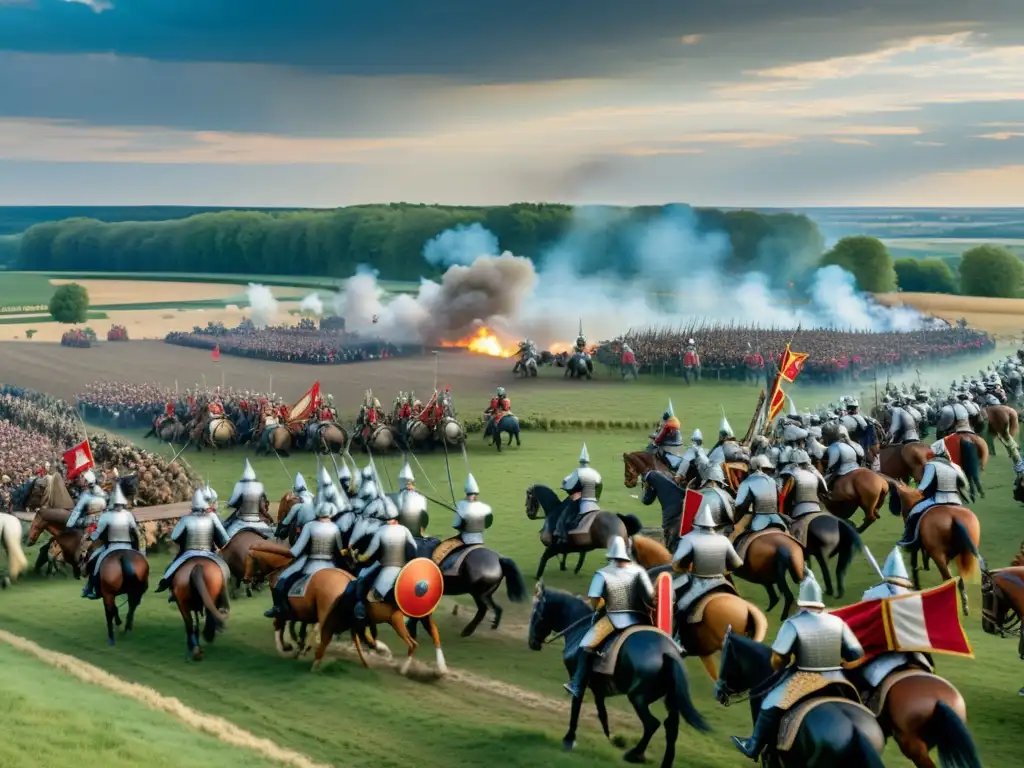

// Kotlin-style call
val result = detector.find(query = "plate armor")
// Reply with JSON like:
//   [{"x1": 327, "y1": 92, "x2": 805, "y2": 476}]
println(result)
[
  {"x1": 906, "y1": 458, "x2": 968, "y2": 529},
  {"x1": 734, "y1": 471, "x2": 785, "y2": 532},
  {"x1": 225, "y1": 479, "x2": 270, "y2": 539},
  {"x1": 161, "y1": 513, "x2": 230, "y2": 584},
  {"x1": 278, "y1": 519, "x2": 344, "y2": 582},
  {"x1": 363, "y1": 523, "x2": 416, "y2": 599},
  {"x1": 888, "y1": 407, "x2": 920, "y2": 443},
  {"x1": 698, "y1": 485, "x2": 735, "y2": 528},
  {"x1": 671, "y1": 530, "x2": 742, "y2": 614},
  {"x1": 826, "y1": 441, "x2": 859, "y2": 477},
  {"x1": 562, "y1": 466, "x2": 602, "y2": 515},
  {"x1": 580, "y1": 562, "x2": 655, "y2": 646},
  {"x1": 937, "y1": 402, "x2": 972, "y2": 434},
  {"x1": 88, "y1": 508, "x2": 142, "y2": 571},
  {"x1": 397, "y1": 488, "x2": 429, "y2": 534},
  {"x1": 67, "y1": 488, "x2": 108, "y2": 528},
  {"x1": 454, "y1": 498, "x2": 492, "y2": 545},
  {"x1": 708, "y1": 439, "x2": 749, "y2": 465},
  {"x1": 787, "y1": 466, "x2": 827, "y2": 518}
]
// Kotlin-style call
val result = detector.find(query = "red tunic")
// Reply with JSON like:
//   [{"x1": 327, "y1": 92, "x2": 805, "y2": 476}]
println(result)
[
  {"x1": 621, "y1": 350, "x2": 637, "y2": 365},
  {"x1": 208, "y1": 402, "x2": 224, "y2": 417},
  {"x1": 165, "y1": 402, "x2": 175, "y2": 417}
]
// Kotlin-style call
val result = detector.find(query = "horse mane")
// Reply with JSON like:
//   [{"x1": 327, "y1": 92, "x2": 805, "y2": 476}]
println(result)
[
  {"x1": 726, "y1": 630, "x2": 773, "y2": 664},
  {"x1": 539, "y1": 585, "x2": 593, "y2": 621}
]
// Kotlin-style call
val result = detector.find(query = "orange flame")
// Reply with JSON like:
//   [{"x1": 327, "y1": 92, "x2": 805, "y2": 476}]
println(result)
[{"x1": 440, "y1": 327, "x2": 518, "y2": 357}]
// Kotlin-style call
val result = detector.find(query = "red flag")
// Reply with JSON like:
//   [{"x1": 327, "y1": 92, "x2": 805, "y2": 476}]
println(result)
[
  {"x1": 778, "y1": 343, "x2": 809, "y2": 383},
  {"x1": 287, "y1": 381, "x2": 321, "y2": 422},
  {"x1": 942, "y1": 434, "x2": 962, "y2": 468},
  {"x1": 680, "y1": 489, "x2": 703, "y2": 536},
  {"x1": 211, "y1": 345, "x2": 220, "y2": 362},
  {"x1": 767, "y1": 385, "x2": 787, "y2": 422},
  {"x1": 831, "y1": 580, "x2": 973, "y2": 665},
  {"x1": 62, "y1": 440, "x2": 94, "y2": 481}
]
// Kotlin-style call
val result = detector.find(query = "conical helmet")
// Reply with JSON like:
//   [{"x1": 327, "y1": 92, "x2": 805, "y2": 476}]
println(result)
[
  {"x1": 788, "y1": 397, "x2": 798, "y2": 417},
  {"x1": 191, "y1": 488, "x2": 208, "y2": 511},
  {"x1": 881, "y1": 547, "x2": 913, "y2": 587},
  {"x1": 294, "y1": 472, "x2": 307, "y2": 492},
  {"x1": 693, "y1": 505, "x2": 716, "y2": 530},
  {"x1": 797, "y1": 569, "x2": 824, "y2": 609},
  {"x1": 316, "y1": 499, "x2": 338, "y2": 519},
  {"x1": 398, "y1": 461, "x2": 414, "y2": 484},
  {"x1": 719, "y1": 416, "x2": 733, "y2": 438},
  {"x1": 380, "y1": 496, "x2": 399, "y2": 520},
  {"x1": 203, "y1": 485, "x2": 218, "y2": 505},
  {"x1": 701, "y1": 459, "x2": 725, "y2": 485},
  {"x1": 318, "y1": 463, "x2": 333, "y2": 488},
  {"x1": 464, "y1": 472, "x2": 480, "y2": 496},
  {"x1": 337, "y1": 460, "x2": 352, "y2": 481},
  {"x1": 605, "y1": 536, "x2": 630, "y2": 561},
  {"x1": 579, "y1": 443, "x2": 590, "y2": 466},
  {"x1": 691, "y1": 428, "x2": 703, "y2": 443},
  {"x1": 109, "y1": 481, "x2": 129, "y2": 508},
  {"x1": 361, "y1": 464, "x2": 375, "y2": 480},
  {"x1": 666, "y1": 399, "x2": 675, "y2": 418},
  {"x1": 241, "y1": 459, "x2": 256, "y2": 482}
]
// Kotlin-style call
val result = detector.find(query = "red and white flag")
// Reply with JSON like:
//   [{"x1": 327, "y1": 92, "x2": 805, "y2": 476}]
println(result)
[
  {"x1": 62, "y1": 440, "x2": 95, "y2": 481},
  {"x1": 830, "y1": 579, "x2": 973, "y2": 665}
]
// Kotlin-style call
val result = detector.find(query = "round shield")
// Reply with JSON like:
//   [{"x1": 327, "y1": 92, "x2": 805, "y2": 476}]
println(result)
[{"x1": 394, "y1": 557, "x2": 444, "y2": 618}]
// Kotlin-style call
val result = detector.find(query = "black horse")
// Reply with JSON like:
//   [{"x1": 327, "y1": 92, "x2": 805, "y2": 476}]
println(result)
[
  {"x1": 565, "y1": 353, "x2": 593, "y2": 380},
  {"x1": 714, "y1": 629, "x2": 885, "y2": 767},
  {"x1": 483, "y1": 414, "x2": 521, "y2": 452},
  {"x1": 528, "y1": 583, "x2": 709, "y2": 767},
  {"x1": 408, "y1": 538, "x2": 528, "y2": 637},
  {"x1": 525, "y1": 484, "x2": 642, "y2": 580},
  {"x1": 639, "y1": 469, "x2": 688, "y2": 551}
]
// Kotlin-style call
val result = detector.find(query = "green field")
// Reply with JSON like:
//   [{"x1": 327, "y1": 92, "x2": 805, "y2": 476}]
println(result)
[
  {"x1": 0, "y1": 311, "x2": 109, "y2": 326},
  {"x1": 1, "y1": 354, "x2": 1020, "y2": 768},
  {"x1": 883, "y1": 237, "x2": 1024, "y2": 259},
  {"x1": 0, "y1": 272, "x2": 58, "y2": 310}
]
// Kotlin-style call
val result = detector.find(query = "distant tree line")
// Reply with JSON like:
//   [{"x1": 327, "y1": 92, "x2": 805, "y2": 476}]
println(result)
[{"x1": 16, "y1": 203, "x2": 824, "y2": 282}]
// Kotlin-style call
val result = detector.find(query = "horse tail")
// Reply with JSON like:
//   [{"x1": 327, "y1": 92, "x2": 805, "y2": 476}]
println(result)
[
  {"x1": 836, "y1": 518, "x2": 863, "y2": 584},
  {"x1": 951, "y1": 518, "x2": 980, "y2": 582},
  {"x1": 1007, "y1": 407, "x2": 1019, "y2": 439},
  {"x1": 499, "y1": 557, "x2": 527, "y2": 603},
  {"x1": 1, "y1": 516, "x2": 28, "y2": 580},
  {"x1": 189, "y1": 565, "x2": 225, "y2": 629},
  {"x1": 119, "y1": 551, "x2": 138, "y2": 593},
  {"x1": 849, "y1": 728, "x2": 885, "y2": 767},
  {"x1": 663, "y1": 654, "x2": 710, "y2": 733},
  {"x1": 617, "y1": 513, "x2": 643, "y2": 537},
  {"x1": 776, "y1": 541, "x2": 804, "y2": 589},
  {"x1": 959, "y1": 437, "x2": 982, "y2": 498},
  {"x1": 745, "y1": 601, "x2": 769, "y2": 643},
  {"x1": 929, "y1": 701, "x2": 982, "y2": 768}
]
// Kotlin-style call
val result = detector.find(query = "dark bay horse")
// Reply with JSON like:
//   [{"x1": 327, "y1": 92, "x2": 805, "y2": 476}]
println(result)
[
  {"x1": 525, "y1": 484, "x2": 642, "y2": 579},
  {"x1": 887, "y1": 480, "x2": 981, "y2": 615},
  {"x1": 171, "y1": 557, "x2": 230, "y2": 661},
  {"x1": 823, "y1": 467, "x2": 890, "y2": 532},
  {"x1": 97, "y1": 550, "x2": 149, "y2": 645},
  {"x1": 622, "y1": 450, "x2": 673, "y2": 488},
  {"x1": 879, "y1": 441, "x2": 933, "y2": 484},
  {"x1": 27, "y1": 508, "x2": 84, "y2": 578},
  {"x1": 221, "y1": 531, "x2": 277, "y2": 597},
  {"x1": 483, "y1": 414, "x2": 521, "y2": 452},
  {"x1": 715, "y1": 630, "x2": 885, "y2": 767},
  {"x1": 638, "y1": 470, "x2": 687, "y2": 551},
  {"x1": 528, "y1": 583, "x2": 710, "y2": 766},
  {"x1": 982, "y1": 564, "x2": 1024, "y2": 694}
]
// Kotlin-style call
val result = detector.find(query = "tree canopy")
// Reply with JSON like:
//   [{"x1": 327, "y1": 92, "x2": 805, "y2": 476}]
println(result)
[
  {"x1": 958, "y1": 245, "x2": 1024, "y2": 298},
  {"x1": 894, "y1": 257, "x2": 958, "y2": 294},
  {"x1": 819, "y1": 236, "x2": 897, "y2": 293},
  {"x1": 48, "y1": 282, "x2": 90, "y2": 324},
  {"x1": 16, "y1": 203, "x2": 824, "y2": 281}
]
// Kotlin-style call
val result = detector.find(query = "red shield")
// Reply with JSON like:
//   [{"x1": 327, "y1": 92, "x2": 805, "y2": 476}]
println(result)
[
  {"x1": 654, "y1": 571, "x2": 673, "y2": 636},
  {"x1": 942, "y1": 434, "x2": 962, "y2": 468},
  {"x1": 394, "y1": 558, "x2": 444, "y2": 618},
  {"x1": 681, "y1": 489, "x2": 702, "y2": 536}
]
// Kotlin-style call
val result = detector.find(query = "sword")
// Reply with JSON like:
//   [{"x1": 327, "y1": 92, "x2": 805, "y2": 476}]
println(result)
[{"x1": 861, "y1": 544, "x2": 886, "y2": 583}]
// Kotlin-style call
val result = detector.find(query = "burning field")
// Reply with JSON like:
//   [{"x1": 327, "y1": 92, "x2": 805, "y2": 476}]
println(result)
[{"x1": 440, "y1": 326, "x2": 519, "y2": 357}]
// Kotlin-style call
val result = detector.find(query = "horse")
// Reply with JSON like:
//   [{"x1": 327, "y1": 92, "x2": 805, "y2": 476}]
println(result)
[
  {"x1": 403, "y1": 419, "x2": 432, "y2": 450},
  {"x1": 513, "y1": 355, "x2": 538, "y2": 377},
  {"x1": 879, "y1": 441, "x2": 933, "y2": 483},
  {"x1": 565, "y1": 352, "x2": 593, "y2": 380},
  {"x1": 0, "y1": 511, "x2": 28, "y2": 587},
  {"x1": 714, "y1": 629, "x2": 886, "y2": 767},
  {"x1": 822, "y1": 468, "x2": 890, "y2": 533},
  {"x1": 524, "y1": 484, "x2": 643, "y2": 579},
  {"x1": 637, "y1": 470, "x2": 689, "y2": 551},
  {"x1": 171, "y1": 557, "x2": 230, "y2": 661},
  {"x1": 527, "y1": 582, "x2": 710, "y2": 766},
  {"x1": 887, "y1": 480, "x2": 981, "y2": 615},
  {"x1": 307, "y1": 422, "x2": 348, "y2": 454},
  {"x1": 147, "y1": 418, "x2": 189, "y2": 443},
  {"x1": 27, "y1": 508, "x2": 85, "y2": 578},
  {"x1": 483, "y1": 414, "x2": 521, "y2": 452},
  {"x1": 221, "y1": 531, "x2": 277, "y2": 597},
  {"x1": 938, "y1": 433, "x2": 987, "y2": 500},
  {"x1": 622, "y1": 450, "x2": 673, "y2": 489},
  {"x1": 981, "y1": 564, "x2": 1024, "y2": 694},
  {"x1": 197, "y1": 417, "x2": 236, "y2": 450},
  {"x1": 96, "y1": 550, "x2": 149, "y2": 645},
  {"x1": 980, "y1": 403, "x2": 1019, "y2": 456},
  {"x1": 257, "y1": 423, "x2": 293, "y2": 456},
  {"x1": 359, "y1": 423, "x2": 396, "y2": 453},
  {"x1": 436, "y1": 417, "x2": 465, "y2": 447}
]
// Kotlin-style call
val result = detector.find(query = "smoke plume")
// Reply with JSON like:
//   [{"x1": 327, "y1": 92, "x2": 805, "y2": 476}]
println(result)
[
  {"x1": 299, "y1": 292, "x2": 324, "y2": 316},
  {"x1": 331, "y1": 207, "x2": 938, "y2": 347},
  {"x1": 245, "y1": 283, "x2": 279, "y2": 328}
]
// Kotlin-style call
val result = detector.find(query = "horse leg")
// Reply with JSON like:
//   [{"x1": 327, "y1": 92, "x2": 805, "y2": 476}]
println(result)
[
  {"x1": 624, "y1": 694, "x2": 661, "y2": 763},
  {"x1": 311, "y1": 624, "x2": 333, "y2": 671},
  {"x1": 910, "y1": 548, "x2": 922, "y2": 590},
  {"x1": 574, "y1": 552, "x2": 587, "y2": 575},
  {"x1": 515, "y1": 431, "x2": 521, "y2": 447},
  {"x1": 177, "y1": 602, "x2": 199, "y2": 661},
  {"x1": 660, "y1": 700, "x2": 680, "y2": 768},
  {"x1": 814, "y1": 551, "x2": 834, "y2": 597},
  {"x1": 461, "y1": 594, "x2": 489, "y2": 638},
  {"x1": 422, "y1": 613, "x2": 447, "y2": 676},
  {"x1": 389, "y1": 611, "x2": 418, "y2": 676},
  {"x1": 764, "y1": 583, "x2": 779, "y2": 613},
  {"x1": 482, "y1": 583, "x2": 503, "y2": 630},
  {"x1": 125, "y1": 590, "x2": 140, "y2": 633},
  {"x1": 559, "y1": 552, "x2": 568, "y2": 571},
  {"x1": 536, "y1": 548, "x2": 556, "y2": 580},
  {"x1": 594, "y1": 692, "x2": 612, "y2": 739},
  {"x1": 351, "y1": 630, "x2": 369, "y2": 668},
  {"x1": 103, "y1": 595, "x2": 117, "y2": 646},
  {"x1": 937, "y1": 556, "x2": 968, "y2": 615}
]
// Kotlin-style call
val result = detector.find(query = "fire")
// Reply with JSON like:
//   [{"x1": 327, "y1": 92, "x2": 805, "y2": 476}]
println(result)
[{"x1": 440, "y1": 327, "x2": 519, "y2": 357}]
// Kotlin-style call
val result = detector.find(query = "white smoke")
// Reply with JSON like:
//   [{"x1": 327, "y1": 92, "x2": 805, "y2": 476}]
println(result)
[
  {"x1": 245, "y1": 283, "x2": 279, "y2": 329},
  {"x1": 330, "y1": 207, "x2": 937, "y2": 346},
  {"x1": 299, "y1": 292, "x2": 324, "y2": 316}
]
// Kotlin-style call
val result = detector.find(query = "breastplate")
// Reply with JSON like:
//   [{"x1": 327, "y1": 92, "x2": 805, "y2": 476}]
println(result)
[
  {"x1": 379, "y1": 525, "x2": 408, "y2": 567},
  {"x1": 743, "y1": 473, "x2": 777, "y2": 515},
  {"x1": 789, "y1": 612, "x2": 846, "y2": 670},
  {"x1": 398, "y1": 489, "x2": 427, "y2": 527},
  {"x1": 600, "y1": 565, "x2": 647, "y2": 613},
  {"x1": 792, "y1": 469, "x2": 821, "y2": 504},
  {"x1": 307, "y1": 522, "x2": 337, "y2": 559},
  {"x1": 721, "y1": 441, "x2": 746, "y2": 462},
  {"x1": 184, "y1": 515, "x2": 214, "y2": 550},
  {"x1": 87, "y1": 492, "x2": 108, "y2": 514},
  {"x1": 577, "y1": 467, "x2": 601, "y2": 501},
  {"x1": 237, "y1": 482, "x2": 264, "y2": 521},
  {"x1": 105, "y1": 511, "x2": 135, "y2": 543},
  {"x1": 931, "y1": 461, "x2": 961, "y2": 493},
  {"x1": 690, "y1": 533, "x2": 732, "y2": 577},
  {"x1": 457, "y1": 500, "x2": 490, "y2": 533}
]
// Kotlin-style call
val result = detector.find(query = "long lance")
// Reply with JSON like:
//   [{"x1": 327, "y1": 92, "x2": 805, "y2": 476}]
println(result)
[
  {"x1": 270, "y1": 446, "x2": 294, "y2": 487},
  {"x1": 861, "y1": 544, "x2": 886, "y2": 583},
  {"x1": 440, "y1": 429, "x2": 458, "y2": 508},
  {"x1": 407, "y1": 450, "x2": 444, "y2": 497}
]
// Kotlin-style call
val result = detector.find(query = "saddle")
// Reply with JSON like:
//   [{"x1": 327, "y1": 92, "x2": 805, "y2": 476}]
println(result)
[
  {"x1": 435, "y1": 543, "x2": 482, "y2": 576},
  {"x1": 288, "y1": 573, "x2": 314, "y2": 598},
  {"x1": 681, "y1": 588, "x2": 736, "y2": 625},
  {"x1": 776, "y1": 695, "x2": 873, "y2": 753},
  {"x1": 564, "y1": 510, "x2": 600, "y2": 547},
  {"x1": 788, "y1": 512, "x2": 831, "y2": 548},
  {"x1": 593, "y1": 625, "x2": 667, "y2": 676},
  {"x1": 865, "y1": 668, "x2": 938, "y2": 717},
  {"x1": 431, "y1": 536, "x2": 467, "y2": 566}
]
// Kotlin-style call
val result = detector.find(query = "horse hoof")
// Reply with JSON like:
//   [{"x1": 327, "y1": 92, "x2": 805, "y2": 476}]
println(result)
[
  {"x1": 562, "y1": 739, "x2": 576, "y2": 752},
  {"x1": 399, "y1": 657, "x2": 413, "y2": 676},
  {"x1": 0, "y1": 576, "x2": 9, "y2": 590},
  {"x1": 108, "y1": 638, "x2": 115, "y2": 646},
  {"x1": 623, "y1": 749, "x2": 647, "y2": 763}
]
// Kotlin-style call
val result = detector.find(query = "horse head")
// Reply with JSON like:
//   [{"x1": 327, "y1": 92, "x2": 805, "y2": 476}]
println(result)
[
  {"x1": 714, "y1": 629, "x2": 772, "y2": 707},
  {"x1": 27, "y1": 508, "x2": 63, "y2": 545},
  {"x1": 524, "y1": 485, "x2": 540, "y2": 519},
  {"x1": 527, "y1": 580, "x2": 549, "y2": 650},
  {"x1": 622, "y1": 451, "x2": 649, "y2": 488}
]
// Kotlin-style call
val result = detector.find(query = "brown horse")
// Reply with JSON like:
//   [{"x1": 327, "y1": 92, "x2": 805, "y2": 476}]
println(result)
[
  {"x1": 980, "y1": 404, "x2": 1019, "y2": 456},
  {"x1": 879, "y1": 441, "x2": 933, "y2": 483},
  {"x1": 982, "y1": 564, "x2": 1024, "y2": 693},
  {"x1": 27, "y1": 509, "x2": 85, "y2": 578},
  {"x1": 171, "y1": 557, "x2": 230, "y2": 661},
  {"x1": 257, "y1": 424, "x2": 293, "y2": 456},
  {"x1": 221, "y1": 531, "x2": 277, "y2": 597},
  {"x1": 622, "y1": 450, "x2": 673, "y2": 488},
  {"x1": 96, "y1": 550, "x2": 149, "y2": 645},
  {"x1": 312, "y1": 423, "x2": 348, "y2": 454},
  {"x1": 823, "y1": 468, "x2": 890, "y2": 533},
  {"x1": 887, "y1": 481, "x2": 981, "y2": 615}
]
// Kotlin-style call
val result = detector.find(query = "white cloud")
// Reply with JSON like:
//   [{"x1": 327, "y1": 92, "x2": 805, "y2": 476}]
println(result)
[
  {"x1": 972, "y1": 131, "x2": 1024, "y2": 140},
  {"x1": 832, "y1": 138, "x2": 873, "y2": 146}
]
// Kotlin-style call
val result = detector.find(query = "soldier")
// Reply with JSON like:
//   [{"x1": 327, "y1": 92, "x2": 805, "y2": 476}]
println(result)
[
  {"x1": 317, "y1": 462, "x2": 344, "y2": 507},
  {"x1": 708, "y1": 416, "x2": 749, "y2": 465},
  {"x1": 223, "y1": 459, "x2": 271, "y2": 541},
  {"x1": 671, "y1": 505, "x2": 743, "y2": 620},
  {"x1": 350, "y1": 464, "x2": 379, "y2": 513},
  {"x1": 823, "y1": 424, "x2": 861, "y2": 486},
  {"x1": 776, "y1": 422, "x2": 809, "y2": 469},
  {"x1": 936, "y1": 393, "x2": 974, "y2": 438},
  {"x1": 156, "y1": 486, "x2": 230, "y2": 598},
  {"x1": 81, "y1": 482, "x2": 144, "y2": 600},
  {"x1": 396, "y1": 460, "x2": 429, "y2": 536},
  {"x1": 694, "y1": 454, "x2": 735, "y2": 530},
  {"x1": 674, "y1": 430, "x2": 705, "y2": 481},
  {"x1": 649, "y1": 400, "x2": 684, "y2": 464},
  {"x1": 732, "y1": 570, "x2": 864, "y2": 760},
  {"x1": 449, "y1": 473, "x2": 492, "y2": 548},
  {"x1": 898, "y1": 440, "x2": 968, "y2": 548},
  {"x1": 265, "y1": 497, "x2": 345, "y2": 619},
  {"x1": 484, "y1": 387, "x2": 511, "y2": 434},
  {"x1": 733, "y1": 455, "x2": 787, "y2": 534},
  {"x1": 565, "y1": 536, "x2": 655, "y2": 699},
  {"x1": 292, "y1": 472, "x2": 314, "y2": 505},
  {"x1": 325, "y1": 393, "x2": 338, "y2": 421},
  {"x1": 780, "y1": 449, "x2": 828, "y2": 521},
  {"x1": 276, "y1": 472, "x2": 318, "y2": 543},
  {"x1": 351, "y1": 494, "x2": 417, "y2": 624},
  {"x1": 556, "y1": 444, "x2": 602, "y2": 545},
  {"x1": 888, "y1": 398, "x2": 921, "y2": 444},
  {"x1": 66, "y1": 469, "x2": 108, "y2": 567}
]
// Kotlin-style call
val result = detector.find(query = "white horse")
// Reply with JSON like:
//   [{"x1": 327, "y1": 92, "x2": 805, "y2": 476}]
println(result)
[{"x1": 0, "y1": 511, "x2": 28, "y2": 586}]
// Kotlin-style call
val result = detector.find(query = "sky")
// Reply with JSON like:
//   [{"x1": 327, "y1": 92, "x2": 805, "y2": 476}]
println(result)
[{"x1": 0, "y1": 1, "x2": 1022, "y2": 207}]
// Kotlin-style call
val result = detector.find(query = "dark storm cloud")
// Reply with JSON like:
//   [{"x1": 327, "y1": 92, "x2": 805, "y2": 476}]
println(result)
[{"x1": 0, "y1": 0, "x2": 1020, "y2": 82}]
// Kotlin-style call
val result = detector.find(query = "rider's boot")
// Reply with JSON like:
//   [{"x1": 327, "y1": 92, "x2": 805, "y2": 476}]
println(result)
[
  {"x1": 732, "y1": 705, "x2": 782, "y2": 760},
  {"x1": 81, "y1": 569, "x2": 99, "y2": 599},
  {"x1": 264, "y1": 579, "x2": 291, "y2": 618},
  {"x1": 564, "y1": 648, "x2": 595, "y2": 698}
]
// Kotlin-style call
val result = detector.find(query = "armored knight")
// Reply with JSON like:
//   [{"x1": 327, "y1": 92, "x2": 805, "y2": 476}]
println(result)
[
  {"x1": 156, "y1": 487, "x2": 230, "y2": 597},
  {"x1": 81, "y1": 482, "x2": 143, "y2": 600},
  {"x1": 898, "y1": 440, "x2": 968, "y2": 548},
  {"x1": 350, "y1": 486, "x2": 393, "y2": 549},
  {"x1": 264, "y1": 498, "x2": 345, "y2": 618},
  {"x1": 673, "y1": 429, "x2": 705, "y2": 480},
  {"x1": 888, "y1": 400, "x2": 921, "y2": 444},
  {"x1": 292, "y1": 472, "x2": 314, "y2": 505},
  {"x1": 707, "y1": 416, "x2": 749, "y2": 465},
  {"x1": 671, "y1": 505, "x2": 743, "y2": 619},
  {"x1": 780, "y1": 449, "x2": 828, "y2": 519},
  {"x1": 649, "y1": 399, "x2": 684, "y2": 461},
  {"x1": 396, "y1": 460, "x2": 429, "y2": 537},
  {"x1": 824, "y1": 425, "x2": 861, "y2": 485},
  {"x1": 694, "y1": 454, "x2": 736, "y2": 530},
  {"x1": 776, "y1": 422, "x2": 809, "y2": 469},
  {"x1": 564, "y1": 536, "x2": 655, "y2": 700},
  {"x1": 351, "y1": 495, "x2": 417, "y2": 624},
  {"x1": 276, "y1": 471, "x2": 319, "y2": 544},
  {"x1": 66, "y1": 469, "x2": 109, "y2": 565},
  {"x1": 485, "y1": 387, "x2": 511, "y2": 433},
  {"x1": 557, "y1": 444, "x2": 603, "y2": 544},
  {"x1": 732, "y1": 570, "x2": 864, "y2": 760},
  {"x1": 733, "y1": 455, "x2": 787, "y2": 534},
  {"x1": 936, "y1": 396, "x2": 973, "y2": 437},
  {"x1": 574, "y1": 322, "x2": 587, "y2": 354},
  {"x1": 224, "y1": 459, "x2": 271, "y2": 540},
  {"x1": 350, "y1": 464, "x2": 379, "y2": 513},
  {"x1": 337, "y1": 460, "x2": 356, "y2": 498},
  {"x1": 451, "y1": 473, "x2": 493, "y2": 547}
]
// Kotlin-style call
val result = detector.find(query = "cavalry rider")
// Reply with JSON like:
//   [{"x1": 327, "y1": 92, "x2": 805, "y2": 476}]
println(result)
[
  {"x1": 574, "y1": 324, "x2": 587, "y2": 355},
  {"x1": 732, "y1": 569, "x2": 864, "y2": 760},
  {"x1": 839, "y1": 397, "x2": 872, "y2": 446},
  {"x1": 324, "y1": 393, "x2": 338, "y2": 421},
  {"x1": 484, "y1": 386, "x2": 512, "y2": 434},
  {"x1": 565, "y1": 536, "x2": 655, "y2": 699},
  {"x1": 897, "y1": 439, "x2": 968, "y2": 549},
  {"x1": 431, "y1": 473, "x2": 492, "y2": 564},
  {"x1": 81, "y1": 482, "x2": 144, "y2": 600},
  {"x1": 396, "y1": 460, "x2": 429, "y2": 537},
  {"x1": 336, "y1": 460, "x2": 356, "y2": 498},
  {"x1": 707, "y1": 416, "x2": 749, "y2": 465},
  {"x1": 671, "y1": 505, "x2": 743, "y2": 624},
  {"x1": 648, "y1": 400, "x2": 684, "y2": 466},
  {"x1": 777, "y1": 421, "x2": 809, "y2": 469},
  {"x1": 396, "y1": 392, "x2": 413, "y2": 421},
  {"x1": 888, "y1": 396, "x2": 921, "y2": 444},
  {"x1": 419, "y1": 389, "x2": 445, "y2": 428},
  {"x1": 823, "y1": 423, "x2": 862, "y2": 487},
  {"x1": 351, "y1": 463, "x2": 379, "y2": 513},
  {"x1": 854, "y1": 547, "x2": 934, "y2": 695},
  {"x1": 317, "y1": 396, "x2": 334, "y2": 424},
  {"x1": 356, "y1": 389, "x2": 384, "y2": 439},
  {"x1": 673, "y1": 428, "x2": 705, "y2": 481},
  {"x1": 733, "y1": 455, "x2": 787, "y2": 535},
  {"x1": 693, "y1": 454, "x2": 736, "y2": 530},
  {"x1": 264, "y1": 497, "x2": 345, "y2": 619},
  {"x1": 557, "y1": 444, "x2": 602, "y2": 545},
  {"x1": 223, "y1": 459, "x2": 271, "y2": 541},
  {"x1": 276, "y1": 472, "x2": 317, "y2": 544},
  {"x1": 936, "y1": 391, "x2": 974, "y2": 438},
  {"x1": 156, "y1": 486, "x2": 231, "y2": 598},
  {"x1": 351, "y1": 492, "x2": 416, "y2": 625},
  {"x1": 779, "y1": 449, "x2": 828, "y2": 523},
  {"x1": 66, "y1": 469, "x2": 109, "y2": 566}
]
